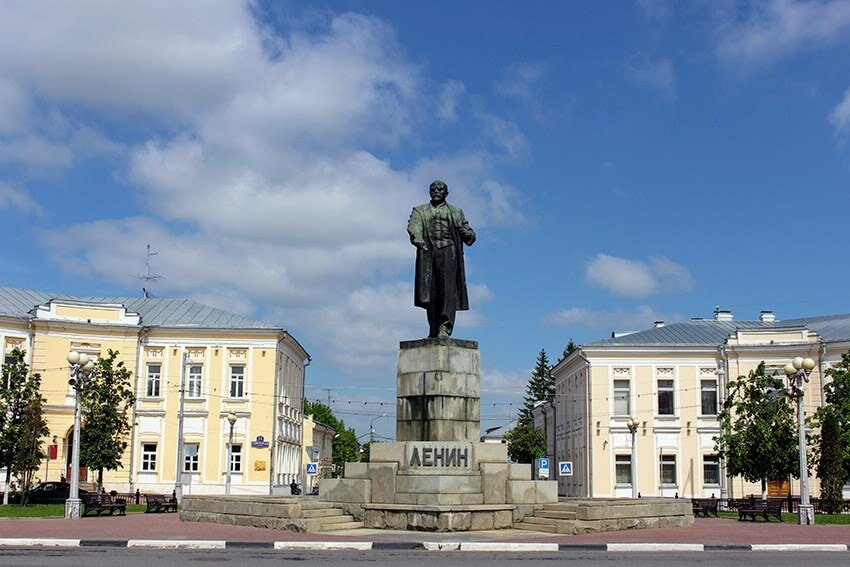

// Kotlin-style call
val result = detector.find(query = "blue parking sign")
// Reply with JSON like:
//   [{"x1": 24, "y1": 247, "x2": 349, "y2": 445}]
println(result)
[
  {"x1": 306, "y1": 462, "x2": 318, "y2": 475},
  {"x1": 538, "y1": 457, "x2": 549, "y2": 470}
]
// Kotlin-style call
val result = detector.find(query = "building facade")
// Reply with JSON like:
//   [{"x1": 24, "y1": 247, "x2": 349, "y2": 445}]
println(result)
[
  {"x1": 550, "y1": 309, "x2": 850, "y2": 500},
  {"x1": 0, "y1": 286, "x2": 308, "y2": 496}
]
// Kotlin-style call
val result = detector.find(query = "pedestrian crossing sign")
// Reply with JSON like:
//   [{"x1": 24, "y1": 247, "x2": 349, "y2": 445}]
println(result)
[
  {"x1": 559, "y1": 461, "x2": 573, "y2": 476},
  {"x1": 306, "y1": 462, "x2": 318, "y2": 475}
]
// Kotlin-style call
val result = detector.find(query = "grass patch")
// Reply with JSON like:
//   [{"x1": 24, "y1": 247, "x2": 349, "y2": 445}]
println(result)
[
  {"x1": 717, "y1": 510, "x2": 850, "y2": 524},
  {"x1": 0, "y1": 503, "x2": 148, "y2": 518}
]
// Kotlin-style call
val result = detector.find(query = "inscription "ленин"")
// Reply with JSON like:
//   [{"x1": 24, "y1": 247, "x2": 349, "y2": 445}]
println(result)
[{"x1": 409, "y1": 446, "x2": 469, "y2": 467}]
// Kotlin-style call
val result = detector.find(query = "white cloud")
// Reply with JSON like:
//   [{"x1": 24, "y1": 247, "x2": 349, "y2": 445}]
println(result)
[
  {"x1": 495, "y1": 63, "x2": 544, "y2": 102},
  {"x1": 585, "y1": 254, "x2": 657, "y2": 297},
  {"x1": 0, "y1": 182, "x2": 41, "y2": 215},
  {"x1": 437, "y1": 80, "x2": 465, "y2": 121},
  {"x1": 649, "y1": 256, "x2": 694, "y2": 292},
  {"x1": 584, "y1": 254, "x2": 693, "y2": 297},
  {"x1": 715, "y1": 0, "x2": 850, "y2": 68},
  {"x1": 479, "y1": 113, "x2": 529, "y2": 159},
  {"x1": 627, "y1": 55, "x2": 676, "y2": 99},
  {"x1": 635, "y1": 0, "x2": 670, "y2": 21},
  {"x1": 542, "y1": 305, "x2": 679, "y2": 333},
  {"x1": 5, "y1": 2, "x2": 525, "y2": 378},
  {"x1": 829, "y1": 87, "x2": 850, "y2": 132}
]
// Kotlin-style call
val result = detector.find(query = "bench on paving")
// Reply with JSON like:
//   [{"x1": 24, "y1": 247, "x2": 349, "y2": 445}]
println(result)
[
  {"x1": 738, "y1": 499, "x2": 783, "y2": 522},
  {"x1": 145, "y1": 494, "x2": 178, "y2": 513},
  {"x1": 82, "y1": 493, "x2": 127, "y2": 517},
  {"x1": 691, "y1": 498, "x2": 719, "y2": 518}
]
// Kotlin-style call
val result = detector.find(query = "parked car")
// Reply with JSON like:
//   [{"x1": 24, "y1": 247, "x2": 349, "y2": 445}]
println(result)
[{"x1": 8, "y1": 482, "x2": 90, "y2": 504}]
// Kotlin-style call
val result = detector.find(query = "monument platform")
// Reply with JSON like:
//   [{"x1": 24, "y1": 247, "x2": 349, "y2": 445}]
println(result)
[
  {"x1": 320, "y1": 441, "x2": 555, "y2": 531},
  {"x1": 319, "y1": 338, "x2": 557, "y2": 531}
]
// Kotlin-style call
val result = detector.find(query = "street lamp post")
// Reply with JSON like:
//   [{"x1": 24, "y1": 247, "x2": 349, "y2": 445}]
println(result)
[
  {"x1": 369, "y1": 413, "x2": 388, "y2": 444},
  {"x1": 626, "y1": 418, "x2": 639, "y2": 499},
  {"x1": 225, "y1": 412, "x2": 237, "y2": 495},
  {"x1": 65, "y1": 350, "x2": 94, "y2": 519},
  {"x1": 784, "y1": 356, "x2": 816, "y2": 526}
]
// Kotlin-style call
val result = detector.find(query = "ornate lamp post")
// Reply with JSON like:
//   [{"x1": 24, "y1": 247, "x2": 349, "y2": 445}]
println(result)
[
  {"x1": 784, "y1": 356, "x2": 816, "y2": 525},
  {"x1": 225, "y1": 412, "x2": 237, "y2": 495},
  {"x1": 626, "y1": 417, "x2": 639, "y2": 498},
  {"x1": 65, "y1": 350, "x2": 94, "y2": 519}
]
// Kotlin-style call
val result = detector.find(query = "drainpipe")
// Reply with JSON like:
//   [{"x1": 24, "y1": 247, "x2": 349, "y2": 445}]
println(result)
[
  {"x1": 818, "y1": 340, "x2": 827, "y2": 406},
  {"x1": 268, "y1": 331, "x2": 285, "y2": 495},
  {"x1": 579, "y1": 351, "x2": 593, "y2": 498},
  {"x1": 129, "y1": 327, "x2": 149, "y2": 494},
  {"x1": 719, "y1": 344, "x2": 731, "y2": 502},
  {"x1": 300, "y1": 356, "x2": 311, "y2": 484}
]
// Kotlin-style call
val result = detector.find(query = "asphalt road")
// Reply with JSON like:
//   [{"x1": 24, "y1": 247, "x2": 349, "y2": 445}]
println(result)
[{"x1": 0, "y1": 549, "x2": 846, "y2": 566}]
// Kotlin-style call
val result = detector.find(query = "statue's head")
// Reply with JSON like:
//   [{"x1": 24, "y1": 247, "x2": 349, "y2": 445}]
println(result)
[{"x1": 429, "y1": 180, "x2": 448, "y2": 202}]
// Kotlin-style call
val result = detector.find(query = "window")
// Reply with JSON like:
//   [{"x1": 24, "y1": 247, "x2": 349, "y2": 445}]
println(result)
[
  {"x1": 660, "y1": 454, "x2": 677, "y2": 485},
  {"x1": 657, "y1": 379, "x2": 674, "y2": 415},
  {"x1": 146, "y1": 363, "x2": 161, "y2": 397},
  {"x1": 229, "y1": 365, "x2": 245, "y2": 398},
  {"x1": 141, "y1": 443, "x2": 157, "y2": 471},
  {"x1": 184, "y1": 443, "x2": 199, "y2": 472},
  {"x1": 703, "y1": 455, "x2": 720, "y2": 486},
  {"x1": 701, "y1": 380, "x2": 718, "y2": 416},
  {"x1": 229, "y1": 444, "x2": 242, "y2": 473},
  {"x1": 613, "y1": 380, "x2": 630, "y2": 416},
  {"x1": 3, "y1": 353, "x2": 18, "y2": 385},
  {"x1": 187, "y1": 365, "x2": 203, "y2": 398},
  {"x1": 615, "y1": 454, "x2": 632, "y2": 485}
]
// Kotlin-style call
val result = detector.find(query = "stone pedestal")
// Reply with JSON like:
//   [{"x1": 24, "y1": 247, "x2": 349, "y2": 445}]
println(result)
[
  {"x1": 320, "y1": 440, "x2": 556, "y2": 531},
  {"x1": 319, "y1": 338, "x2": 558, "y2": 532},
  {"x1": 396, "y1": 338, "x2": 480, "y2": 442}
]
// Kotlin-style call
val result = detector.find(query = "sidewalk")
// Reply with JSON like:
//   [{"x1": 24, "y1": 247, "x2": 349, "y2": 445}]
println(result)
[{"x1": 0, "y1": 514, "x2": 848, "y2": 546}]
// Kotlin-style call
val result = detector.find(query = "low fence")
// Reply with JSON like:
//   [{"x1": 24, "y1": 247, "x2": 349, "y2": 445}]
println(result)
[{"x1": 703, "y1": 495, "x2": 850, "y2": 514}]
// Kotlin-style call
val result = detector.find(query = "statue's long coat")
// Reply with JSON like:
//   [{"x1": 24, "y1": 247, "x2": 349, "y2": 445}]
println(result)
[{"x1": 407, "y1": 203, "x2": 475, "y2": 311}]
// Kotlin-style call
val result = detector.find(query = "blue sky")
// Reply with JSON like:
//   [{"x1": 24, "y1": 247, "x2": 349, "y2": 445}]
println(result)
[{"x1": 2, "y1": 1, "x2": 850, "y2": 440}]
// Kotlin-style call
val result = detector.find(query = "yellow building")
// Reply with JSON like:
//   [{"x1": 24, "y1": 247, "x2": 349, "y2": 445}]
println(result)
[
  {"x1": 301, "y1": 415, "x2": 336, "y2": 493},
  {"x1": 550, "y1": 308, "x2": 850, "y2": 501},
  {"x1": 0, "y1": 286, "x2": 308, "y2": 496}
]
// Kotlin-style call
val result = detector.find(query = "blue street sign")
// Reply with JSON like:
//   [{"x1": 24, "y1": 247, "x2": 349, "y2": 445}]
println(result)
[
  {"x1": 559, "y1": 461, "x2": 573, "y2": 476},
  {"x1": 306, "y1": 462, "x2": 318, "y2": 475},
  {"x1": 538, "y1": 457, "x2": 550, "y2": 470}
]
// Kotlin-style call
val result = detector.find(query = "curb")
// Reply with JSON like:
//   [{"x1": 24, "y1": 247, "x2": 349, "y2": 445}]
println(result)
[{"x1": 0, "y1": 539, "x2": 847, "y2": 552}]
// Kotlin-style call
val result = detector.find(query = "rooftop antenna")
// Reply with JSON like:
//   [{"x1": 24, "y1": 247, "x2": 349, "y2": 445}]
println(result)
[{"x1": 133, "y1": 243, "x2": 164, "y2": 298}]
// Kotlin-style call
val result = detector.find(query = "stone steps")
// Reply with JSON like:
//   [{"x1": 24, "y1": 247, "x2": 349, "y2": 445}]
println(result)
[
  {"x1": 180, "y1": 496, "x2": 358, "y2": 533},
  {"x1": 535, "y1": 509, "x2": 578, "y2": 520},
  {"x1": 514, "y1": 515, "x2": 578, "y2": 534},
  {"x1": 320, "y1": 520, "x2": 365, "y2": 531},
  {"x1": 513, "y1": 521, "x2": 558, "y2": 533},
  {"x1": 300, "y1": 507, "x2": 350, "y2": 519}
]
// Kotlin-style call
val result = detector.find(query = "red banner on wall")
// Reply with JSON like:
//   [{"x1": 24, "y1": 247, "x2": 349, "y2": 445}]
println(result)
[{"x1": 48, "y1": 444, "x2": 58, "y2": 460}]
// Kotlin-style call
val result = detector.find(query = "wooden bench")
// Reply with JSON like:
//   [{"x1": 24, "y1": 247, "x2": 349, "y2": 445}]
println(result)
[
  {"x1": 691, "y1": 498, "x2": 719, "y2": 518},
  {"x1": 145, "y1": 494, "x2": 178, "y2": 513},
  {"x1": 82, "y1": 493, "x2": 127, "y2": 517},
  {"x1": 738, "y1": 499, "x2": 784, "y2": 522}
]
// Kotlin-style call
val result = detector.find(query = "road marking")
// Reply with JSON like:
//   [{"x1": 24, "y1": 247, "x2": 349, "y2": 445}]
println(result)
[
  {"x1": 0, "y1": 538, "x2": 80, "y2": 547},
  {"x1": 127, "y1": 540, "x2": 226, "y2": 549},
  {"x1": 751, "y1": 544, "x2": 848, "y2": 552},
  {"x1": 459, "y1": 542, "x2": 560, "y2": 552},
  {"x1": 274, "y1": 541, "x2": 373, "y2": 550}
]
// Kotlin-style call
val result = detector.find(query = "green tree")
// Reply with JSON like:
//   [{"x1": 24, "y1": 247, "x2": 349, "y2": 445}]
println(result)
[
  {"x1": 79, "y1": 349, "x2": 135, "y2": 492},
  {"x1": 557, "y1": 339, "x2": 577, "y2": 363},
  {"x1": 812, "y1": 349, "x2": 850, "y2": 509},
  {"x1": 817, "y1": 411, "x2": 844, "y2": 514},
  {"x1": 15, "y1": 392, "x2": 49, "y2": 506},
  {"x1": 0, "y1": 349, "x2": 47, "y2": 506},
  {"x1": 714, "y1": 362, "x2": 798, "y2": 498},
  {"x1": 504, "y1": 421, "x2": 546, "y2": 464},
  {"x1": 518, "y1": 349, "x2": 553, "y2": 424},
  {"x1": 302, "y1": 400, "x2": 361, "y2": 476}
]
